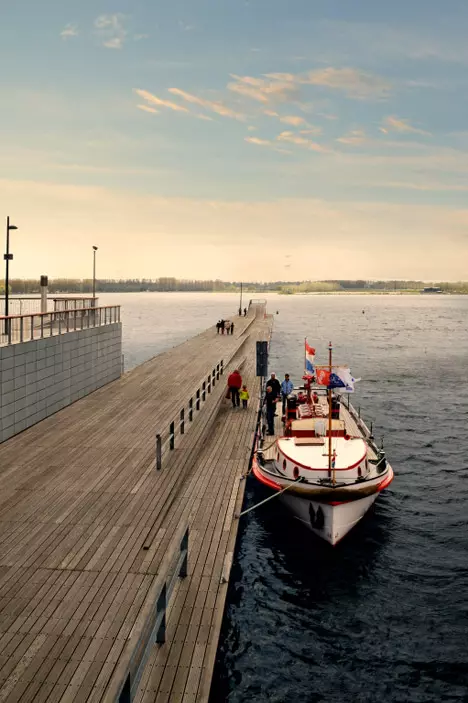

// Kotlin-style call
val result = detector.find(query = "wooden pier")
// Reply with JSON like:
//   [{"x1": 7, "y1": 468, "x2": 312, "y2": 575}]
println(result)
[{"x1": 0, "y1": 305, "x2": 273, "y2": 702}]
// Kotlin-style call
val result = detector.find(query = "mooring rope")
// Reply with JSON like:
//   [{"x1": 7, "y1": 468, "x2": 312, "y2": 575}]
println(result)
[{"x1": 235, "y1": 477, "x2": 304, "y2": 518}]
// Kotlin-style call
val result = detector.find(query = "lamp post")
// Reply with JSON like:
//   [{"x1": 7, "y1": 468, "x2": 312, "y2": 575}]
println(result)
[
  {"x1": 4, "y1": 216, "x2": 18, "y2": 335},
  {"x1": 92, "y1": 246, "x2": 98, "y2": 306}
]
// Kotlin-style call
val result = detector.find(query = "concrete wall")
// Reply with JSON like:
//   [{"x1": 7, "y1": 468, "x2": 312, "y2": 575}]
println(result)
[{"x1": 0, "y1": 323, "x2": 122, "y2": 443}]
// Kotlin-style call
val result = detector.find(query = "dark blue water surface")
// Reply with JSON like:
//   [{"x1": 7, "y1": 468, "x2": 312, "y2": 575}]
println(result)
[{"x1": 209, "y1": 294, "x2": 468, "y2": 703}]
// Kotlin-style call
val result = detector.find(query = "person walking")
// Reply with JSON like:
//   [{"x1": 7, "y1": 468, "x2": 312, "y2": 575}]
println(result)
[
  {"x1": 243, "y1": 307, "x2": 247, "y2": 316},
  {"x1": 230, "y1": 322, "x2": 234, "y2": 335},
  {"x1": 281, "y1": 373, "x2": 294, "y2": 413},
  {"x1": 227, "y1": 369, "x2": 242, "y2": 408},
  {"x1": 264, "y1": 385, "x2": 278, "y2": 435},
  {"x1": 240, "y1": 385, "x2": 249, "y2": 409},
  {"x1": 220, "y1": 319, "x2": 225, "y2": 335},
  {"x1": 216, "y1": 321, "x2": 221, "y2": 334}
]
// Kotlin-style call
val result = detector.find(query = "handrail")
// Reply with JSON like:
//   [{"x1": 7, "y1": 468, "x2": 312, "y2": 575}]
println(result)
[
  {"x1": 0, "y1": 305, "x2": 121, "y2": 346},
  {"x1": 155, "y1": 359, "x2": 224, "y2": 469},
  {"x1": 0, "y1": 304, "x2": 119, "y2": 320},
  {"x1": 102, "y1": 523, "x2": 189, "y2": 703}
]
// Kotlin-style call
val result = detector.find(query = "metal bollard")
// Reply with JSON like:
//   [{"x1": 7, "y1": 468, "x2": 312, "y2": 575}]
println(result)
[
  {"x1": 196, "y1": 389, "x2": 200, "y2": 411},
  {"x1": 180, "y1": 408, "x2": 185, "y2": 435},
  {"x1": 189, "y1": 398, "x2": 193, "y2": 422},
  {"x1": 202, "y1": 382, "x2": 206, "y2": 402},
  {"x1": 208, "y1": 374, "x2": 211, "y2": 394},
  {"x1": 216, "y1": 363, "x2": 220, "y2": 381}
]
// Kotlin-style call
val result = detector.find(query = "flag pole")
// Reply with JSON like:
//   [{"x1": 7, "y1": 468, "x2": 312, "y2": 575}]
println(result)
[
  {"x1": 304, "y1": 337, "x2": 307, "y2": 376},
  {"x1": 328, "y1": 341, "x2": 334, "y2": 484}
]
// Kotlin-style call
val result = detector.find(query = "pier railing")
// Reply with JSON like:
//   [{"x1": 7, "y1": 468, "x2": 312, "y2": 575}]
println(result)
[
  {"x1": 156, "y1": 359, "x2": 224, "y2": 469},
  {"x1": 103, "y1": 523, "x2": 189, "y2": 703},
  {"x1": 0, "y1": 305, "x2": 121, "y2": 346}
]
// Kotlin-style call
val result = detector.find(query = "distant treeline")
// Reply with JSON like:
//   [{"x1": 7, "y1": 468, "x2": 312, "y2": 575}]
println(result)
[{"x1": 2, "y1": 278, "x2": 468, "y2": 294}]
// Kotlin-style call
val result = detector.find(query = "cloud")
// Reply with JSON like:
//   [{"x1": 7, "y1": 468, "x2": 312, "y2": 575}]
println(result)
[
  {"x1": 135, "y1": 89, "x2": 189, "y2": 113},
  {"x1": 276, "y1": 131, "x2": 327, "y2": 152},
  {"x1": 60, "y1": 24, "x2": 79, "y2": 39},
  {"x1": 266, "y1": 67, "x2": 391, "y2": 99},
  {"x1": 168, "y1": 88, "x2": 245, "y2": 120},
  {"x1": 381, "y1": 116, "x2": 431, "y2": 136},
  {"x1": 134, "y1": 33, "x2": 149, "y2": 41},
  {"x1": 245, "y1": 137, "x2": 272, "y2": 146},
  {"x1": 94, "y1": 13, "x2": 127, "y2": 49},
  {"x1": 336, "y1": 129, "x2": 367, "y2": 145},
  {"x1": 279, "y1": 115, "x2": 308, "y2": 127},
  {"x1": 137, "y1": 104, "x2": 159, "y2": 114},
  {"x1": 247, "y1": 126, "x2": 257, "y2": 131},
  {"x1": 227, "y1": 74, "x2": 299, "y2": 104},
  {"x1": 264, "y1": 110, "x2": 279, "y2": 117}
]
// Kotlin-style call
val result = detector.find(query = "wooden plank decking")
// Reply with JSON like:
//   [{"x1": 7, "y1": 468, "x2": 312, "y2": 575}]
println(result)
[{"x1": 0, "y1": 307, "x2": 273, "y2": 702}]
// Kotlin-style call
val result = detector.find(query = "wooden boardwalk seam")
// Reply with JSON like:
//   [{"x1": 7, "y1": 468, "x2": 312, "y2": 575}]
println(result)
[{"x1": 0, "y1": 307, "x2": 273, "y2": 702}]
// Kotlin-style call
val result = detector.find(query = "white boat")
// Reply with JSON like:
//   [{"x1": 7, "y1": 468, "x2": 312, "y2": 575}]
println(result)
[{"x1": 252, "y1": 344, "x2": 394, "y2": 546}]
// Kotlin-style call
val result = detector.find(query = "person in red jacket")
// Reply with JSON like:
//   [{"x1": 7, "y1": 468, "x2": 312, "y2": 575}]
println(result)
[{"x1": 227, "y1": 369, "x2": 242, "y2": 408}]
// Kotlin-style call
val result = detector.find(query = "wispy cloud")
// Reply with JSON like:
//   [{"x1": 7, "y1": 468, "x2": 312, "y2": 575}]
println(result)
[
  {"x1": 137, "y1": 104, "x2": 159, "y2": 114},
  {"x1": 168, "y1": 88, "x2": 245, "y2": 120},
  {"x1": 336, "y1": 129, "x2": 367, "y2": 145},
  {"x1": 381, "y1": 116, "x2": 431, "y2": 136},
  {"x1": 94, "y1": 13, "x2": 127, "y2": 49},
  {"x1": 245, "y1": 137, "x2": 272, "y2": 146},
  {"x1": 60, "y1": 24, "x2": 79, "y2": 39},
  {"x1": 135, "y1": 89, "x2": 189, "y2": 113},
  {"x1": 227, "y1": 74, "x2": 299, "y2": 104},
  {"x1": 276, "y1": 131, "x2": 327, "y2": 152},
  {"x1": 279, "y1": 115, "x2": 308, "y2": 127},
  {"x1": 266, "y1": 67, "x2": 391, "y2": 99}
]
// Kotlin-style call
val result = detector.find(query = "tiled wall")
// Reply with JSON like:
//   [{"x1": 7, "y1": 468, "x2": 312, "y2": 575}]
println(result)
[{"x1": 0, "y1": 323, "x2": 122, "y2": 443}]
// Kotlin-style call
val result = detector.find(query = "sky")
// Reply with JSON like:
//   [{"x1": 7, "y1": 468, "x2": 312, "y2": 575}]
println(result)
[{"x1": 1, "y1": 0, "x2": 468, "y2": 282}]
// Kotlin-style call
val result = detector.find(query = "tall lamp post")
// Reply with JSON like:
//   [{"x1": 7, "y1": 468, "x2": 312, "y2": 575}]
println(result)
[
  {"x1": 92, "y1": 246, "x2": 98, "y2": 306},
  {"x1": 4, "y1": 216, "x2": 18, "y2": 335}
]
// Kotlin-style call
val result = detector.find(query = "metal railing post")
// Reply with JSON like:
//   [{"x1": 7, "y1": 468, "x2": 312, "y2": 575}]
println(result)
[
  {"x1": 74, "y1": 309, "x2": 77, "y2": 331},
  {"x1": 40, "y1": 316, "x2": 44, "y2": 339},
  {"x1": 180, "y1": 408, "x2": 185, "y2": 435},
  {"x1": 169, "y1": 422, "x2": 175, "y2": 450},
  {"x1": 212, "y1": 369, "x2": 216, "y2": 388},
  {"x1": 202, "y1": 382, "x2": 206, "y2": 402},
  {"x1": 156, "y1": 434, "x2": 162, "y2": 470},
  {"x1": 179, "y1": 529, "x2": 189, "y2": 578},
  {"x1": 220, "y1": 359, "x2": 224, "y2": 375},
  {"x1": 155, "y1": 584, "x2": 167, "y2": 644},
  {"x1": 66, "y1": 310, "x2": 70, "y2": 333},
  {"x1": 196, "y1": 389, "x2": 200, "y2": 411},
  {"x1": 30, "y1": 315, "x2": 34, "y2": 341},
  {"x1": 50, "y1": 312, "x2": 53, "y2": 336},
  {"x1": 216, "y1": 363, "x2": 220, "y2": 381},
  {"x1": 19, "y1": 317, "x2": 23, "y2": 343},
  {"x1": 207, "y1": 375, "x2": 211, "y2": 394},
  {"x1": 189, "y1": 398, "x2": 193, "y2": 422}
]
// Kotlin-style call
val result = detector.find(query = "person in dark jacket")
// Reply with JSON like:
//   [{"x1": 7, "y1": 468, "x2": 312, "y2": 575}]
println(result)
[
  {"x1": 267, "y1": 372, "x2": 281, "y2": 397},
  {"x1": 227, "y1": 369, "x2": 242, "y2": 408},
  {"x1": 264, "y1": 385, "x2": 278, "y2": 434},
  {"x1": 230, "y1": 322, "x2": 234, "y2": 335}
]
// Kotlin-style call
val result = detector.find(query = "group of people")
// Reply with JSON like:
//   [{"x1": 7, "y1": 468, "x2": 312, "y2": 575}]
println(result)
[
  {"x1": 238, "y1": 307, "x2": 247, "y2": 316},
  {"x1": 216, "y1": 320, "x2": 234, "y2": 335},
  {"x1": 227, "y1": 369, "x2": 249, "y2": 408},
  {"x1": 226, "y1": 369, "x2": 294, "y2": 436},
  {"x1": 264, "y1": 372, "x2": 293, "y2": 435}
]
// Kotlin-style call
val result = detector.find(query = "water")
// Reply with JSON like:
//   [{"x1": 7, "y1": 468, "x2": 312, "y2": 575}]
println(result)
[
  {"x1": 208, "y1": 293, "x2": 468, "y2": 703},
  {"x1": 104, "y1": 292, "x2": 468, "y2": 702}
]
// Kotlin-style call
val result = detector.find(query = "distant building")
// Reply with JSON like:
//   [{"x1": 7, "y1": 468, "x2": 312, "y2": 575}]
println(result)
[{"x1": 421, "y1": 286, "x2": 443, "y2": 294}]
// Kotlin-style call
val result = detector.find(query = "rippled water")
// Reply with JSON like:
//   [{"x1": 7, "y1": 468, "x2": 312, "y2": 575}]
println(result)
[
  {"x1": 97, "y1": 292, "x2": 468, "y2": 702},
  {"x1": 209, "y1": 293, "x2": 468, "y2": 703}
]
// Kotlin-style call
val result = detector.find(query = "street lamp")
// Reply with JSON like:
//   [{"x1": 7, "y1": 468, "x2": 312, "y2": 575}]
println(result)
[
  {"x1": 4, "y1": 216, "x2": 18, "y2": 334},
  {"x1": 92, "y1": 246, "x2": 98, "y2": 305}
]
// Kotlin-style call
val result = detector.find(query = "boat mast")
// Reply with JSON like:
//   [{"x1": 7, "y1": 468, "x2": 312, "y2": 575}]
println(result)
[{"x1": 328, "y1": 341, "x2": 334, "y2": 485}]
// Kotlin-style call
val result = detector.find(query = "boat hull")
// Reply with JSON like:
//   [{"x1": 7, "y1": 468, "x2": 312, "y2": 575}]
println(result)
[
  {"x1": 252, "y1": 460, "x2": 393, "y2": 546},
  {"x1": 281, "y1": 492, "x2": 378, "y2": 545}
]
